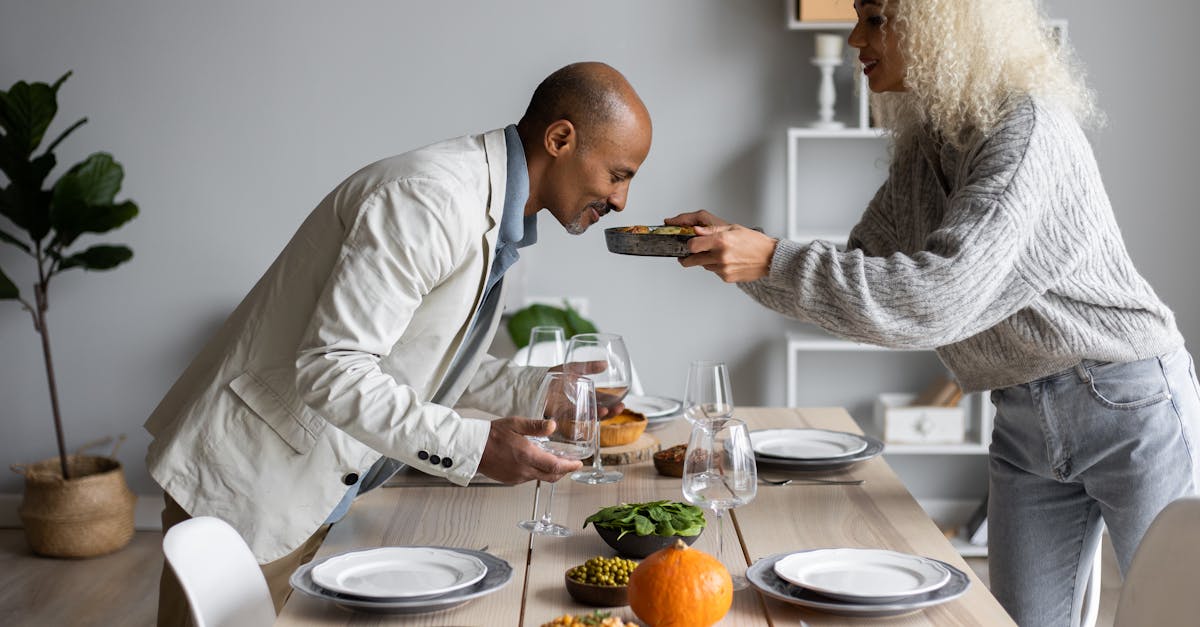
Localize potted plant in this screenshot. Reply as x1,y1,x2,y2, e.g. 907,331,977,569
1,72,139,557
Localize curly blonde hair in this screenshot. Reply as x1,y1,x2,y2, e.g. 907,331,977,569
871,0,1101,148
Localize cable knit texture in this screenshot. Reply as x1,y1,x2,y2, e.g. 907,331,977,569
742,97,1183,392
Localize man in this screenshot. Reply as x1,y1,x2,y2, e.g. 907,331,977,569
147,61,652,625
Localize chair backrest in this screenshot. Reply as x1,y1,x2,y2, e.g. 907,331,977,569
162,516,275,627
1114,496,1200,627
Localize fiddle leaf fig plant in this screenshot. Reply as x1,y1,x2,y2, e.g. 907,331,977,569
0,72,139,479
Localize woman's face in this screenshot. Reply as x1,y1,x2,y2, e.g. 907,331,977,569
849,0,907,93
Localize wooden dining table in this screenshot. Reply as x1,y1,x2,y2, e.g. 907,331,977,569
276,406,1015,626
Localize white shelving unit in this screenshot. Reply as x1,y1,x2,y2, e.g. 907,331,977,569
786,329,994,454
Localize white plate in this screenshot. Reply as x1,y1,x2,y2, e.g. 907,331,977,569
773,548,951,603
750,429,869,460
310,547,488,599
624,395,682,418
749,552,969,617
292,548,512,614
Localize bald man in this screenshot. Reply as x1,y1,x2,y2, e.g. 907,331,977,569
147,62,652,625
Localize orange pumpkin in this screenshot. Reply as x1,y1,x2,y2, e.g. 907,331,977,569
626,539,732,627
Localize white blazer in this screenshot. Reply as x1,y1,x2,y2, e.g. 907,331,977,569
144,129,546,562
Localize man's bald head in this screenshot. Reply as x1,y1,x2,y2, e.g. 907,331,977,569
517,62,648,151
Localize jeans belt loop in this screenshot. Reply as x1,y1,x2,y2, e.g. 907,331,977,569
1074,362,1092,383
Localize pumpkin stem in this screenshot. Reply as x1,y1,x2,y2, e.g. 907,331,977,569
673,538,688,550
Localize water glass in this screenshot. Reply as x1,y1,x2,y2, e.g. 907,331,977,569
682,417,757,589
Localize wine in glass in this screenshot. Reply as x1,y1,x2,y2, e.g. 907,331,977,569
523,325,566,367
517,372,598,536
682,417,758,590
683,360,734,426
564,333,630,484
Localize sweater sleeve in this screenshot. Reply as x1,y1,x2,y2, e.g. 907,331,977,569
739,104,1078,349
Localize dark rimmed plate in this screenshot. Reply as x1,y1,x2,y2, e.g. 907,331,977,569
605,227,694,257
747,551,970,617
289,547,512,614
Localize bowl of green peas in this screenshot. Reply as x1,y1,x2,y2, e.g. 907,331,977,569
564,555,639,607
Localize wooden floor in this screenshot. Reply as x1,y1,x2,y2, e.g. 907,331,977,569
0,529,1121,626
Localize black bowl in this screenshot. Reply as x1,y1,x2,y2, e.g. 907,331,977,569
593,524,702,558
604,227,694,257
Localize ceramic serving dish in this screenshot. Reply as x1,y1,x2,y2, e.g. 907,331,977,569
593,524,701,559
604,226,695,257
563,570,629,607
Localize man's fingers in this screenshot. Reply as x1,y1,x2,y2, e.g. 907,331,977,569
525,449,582,479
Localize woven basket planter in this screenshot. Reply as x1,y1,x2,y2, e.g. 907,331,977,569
15,455,136,558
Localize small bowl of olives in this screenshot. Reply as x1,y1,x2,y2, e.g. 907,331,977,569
564,556,638,607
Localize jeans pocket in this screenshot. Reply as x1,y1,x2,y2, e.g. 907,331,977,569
1085,360,1172,410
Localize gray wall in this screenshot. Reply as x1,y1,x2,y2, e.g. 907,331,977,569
1,0,1197,495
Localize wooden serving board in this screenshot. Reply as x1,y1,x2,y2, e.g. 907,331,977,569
594,433,660,465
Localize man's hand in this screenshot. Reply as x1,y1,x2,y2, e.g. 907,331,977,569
677,222,779,283
477,417,583,484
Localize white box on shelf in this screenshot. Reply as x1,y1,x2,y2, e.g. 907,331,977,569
875,393,966,445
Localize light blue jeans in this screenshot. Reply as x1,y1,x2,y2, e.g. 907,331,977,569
988,346,1200,627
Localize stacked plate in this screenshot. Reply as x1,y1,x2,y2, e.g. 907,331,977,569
289,546,512,614
623,395,682,431
749,428,884,471
748,548,970,617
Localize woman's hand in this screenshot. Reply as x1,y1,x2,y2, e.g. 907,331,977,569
664,210,730,229
679,223,778,283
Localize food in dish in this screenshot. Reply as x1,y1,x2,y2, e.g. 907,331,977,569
599,409,647,447
613,225,696,236
652,444,687,477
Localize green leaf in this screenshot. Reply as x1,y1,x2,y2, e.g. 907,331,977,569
0,79,59,157
53,152,123,208
506,304,568,349
0,227,31,254
506,301,599,349
632,514,655,536
0,266,17,299
52,199,138,248
58,244,132,271
563,301,598,336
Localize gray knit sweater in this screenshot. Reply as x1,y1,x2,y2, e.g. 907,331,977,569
742,97,1183,392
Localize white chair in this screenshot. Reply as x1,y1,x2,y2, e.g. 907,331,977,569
1113,496,1200,627
162,516,275,627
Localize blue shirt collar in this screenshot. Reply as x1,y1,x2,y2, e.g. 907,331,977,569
499,124,536,249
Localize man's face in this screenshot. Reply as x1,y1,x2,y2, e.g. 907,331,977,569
541,114,651,235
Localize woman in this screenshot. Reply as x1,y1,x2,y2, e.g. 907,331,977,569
669,1,1199,625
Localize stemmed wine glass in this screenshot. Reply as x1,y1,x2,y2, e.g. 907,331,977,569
523,326,566,367
563,333,631,485
683,360,734,426
517,372,599,536
682,417,758,590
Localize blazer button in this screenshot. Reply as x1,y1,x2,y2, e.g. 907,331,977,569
429,454,442,465
417,450,429,461
441,457,453,468
342,473,359,486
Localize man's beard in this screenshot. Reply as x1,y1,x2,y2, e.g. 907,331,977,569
566,201,612,235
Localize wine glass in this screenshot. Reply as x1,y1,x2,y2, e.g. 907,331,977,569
682,417,757,590
563,333,631,485
523,326,566,367
683,360,734,426
517,372,598,536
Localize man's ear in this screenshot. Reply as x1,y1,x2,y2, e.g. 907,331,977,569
544,119,576,158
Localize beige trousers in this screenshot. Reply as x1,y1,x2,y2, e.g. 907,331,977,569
156,494,331,627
